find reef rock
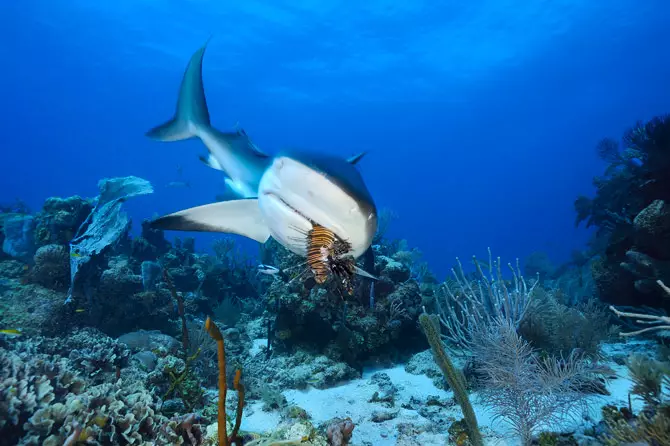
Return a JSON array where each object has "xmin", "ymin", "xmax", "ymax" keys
[
  {"xmin": 34, "ymin": 196, "xmax": 92, "ymax": 247},
  {"xmin": 29, "ymin": 244, "xmax": 70, "ymax": 291},
  {"xmin": 132, "ymin": 220, "xmax": 171, "ymax": 262},
  {"xmin": 0, "ymin": 260, "xmax": 26, "ymax": 280},
  {"xmin": 0, "ymin": 283, "xmax": 68, "ymax": 335},
  {"xmin": 118, "ymin": 329, "xmax": 181, "ymax": 354},
  {"xmin": 379, "ymin": 256, "xmax": 411, "ymax": 283},
  {"xmin": 245, "ymin": 349, "xmax": 359, "ymax": 395},
  {"xmin": 634, "ymin": 199, "xmax": 670, "ymax": 260},
  {"xmin": 141, "ymin": 261, "xmax": 162, "ymax": 292},
  {"xmin": 98, "ymin": 261, "xmax": 143, "ymax": 300}
]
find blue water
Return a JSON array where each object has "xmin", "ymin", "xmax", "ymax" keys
[{"xmin": 2, "ymin": 0, "xmax": 669, "ymax": 278}]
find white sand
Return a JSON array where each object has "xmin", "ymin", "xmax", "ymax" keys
[{"xmin": 241, "ymin": 340, "xmax": 653, "ymax": 445}]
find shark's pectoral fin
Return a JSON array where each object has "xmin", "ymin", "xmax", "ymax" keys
[
  {"xmin": 347, "ymin": 152, "xmax": 367, "ymax": 165},
  {"xmin": 354, "ymin": 266, "xmax": 378, "ymax": 281},
  {"xmin": 224, "ymin": 178, "xmax": 251, "ymax": 198},
  {"xmin": 199, "ymin": 154, "xmax": 223, "ymax": 171},
  {"xmin": 150, "ymin": 199, "xmax": 270, "ymax": 243}
]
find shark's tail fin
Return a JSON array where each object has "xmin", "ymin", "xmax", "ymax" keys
[{"xmin": 146, "ymin": 40, "xmax": 212, "ymax": 142}]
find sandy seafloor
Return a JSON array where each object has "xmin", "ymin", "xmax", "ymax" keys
[{"xmin": 239, "ymin": 340, "xmax": 649, "ymax": 445}]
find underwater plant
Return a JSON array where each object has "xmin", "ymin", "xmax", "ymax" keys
[
  {"xmin": 435, "ymin": 248, "xmax": 537, "ymax": 350},
  {"xmin": 601, "ymin": 354, "xmax": 670, "ymax": 445},
  {"xmin": 519, "ymin": 289, "xmax": 616, "ymax": 357},
  {"xmin": 470, "ymin": 317, "xmax": 610, "ymax": 445}
]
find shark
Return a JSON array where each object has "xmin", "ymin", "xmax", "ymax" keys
[{"xmin": 145, "ymin": 42, "xmax": 378, "ymax": 273}]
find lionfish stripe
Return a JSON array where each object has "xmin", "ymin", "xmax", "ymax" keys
[{"xmin": 307, "ymin": 225, "xmax": 336, "ymax": 284}]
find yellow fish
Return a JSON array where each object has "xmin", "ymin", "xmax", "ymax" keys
[
  {"xmin": 0, "ymin": 329, "xmax": 22, "ymax": 336},
  {"xmin": 70, "ymin": 252, "xmax": 82, "ymax": 258},
  {"xmin": 75, "ymin": 309, "xmax": 86, "ymax": 313}
]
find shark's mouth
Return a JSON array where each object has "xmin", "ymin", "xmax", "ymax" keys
[
  {"xmin": 264, "ymin": 192, "xmax": 311, "ymax": 223},
  {"xmin": 263, "ymin": 192, "xmax": 358, "ymax": 293}
]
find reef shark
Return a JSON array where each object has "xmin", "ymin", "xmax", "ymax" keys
[{"xmin": 145, "ymin": 42, "xmax": 378, "ymax": 267}]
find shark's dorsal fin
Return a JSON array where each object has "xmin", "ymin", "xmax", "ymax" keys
[
  {"xmin": 347, "ymin": 152, "xmax": 367, "ymax": 165},
  {"xmin": 247, "ymin": 140, "xmax": 270, "ymax": 158}
]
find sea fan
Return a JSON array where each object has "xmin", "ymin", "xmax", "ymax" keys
[{"xmin": 596, "ymin": 138, "xmax": 620, "ymax": 163}]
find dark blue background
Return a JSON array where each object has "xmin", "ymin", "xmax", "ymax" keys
[{"xmin": 2, "ymin": 0, "xmax": 669, "ymax": 278}]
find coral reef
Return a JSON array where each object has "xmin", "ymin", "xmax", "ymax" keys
[
  {"xmin": 261, "ymin": 238, "xmax": 428, "ymax": 366},
  {"xmin": 574, "ymin": 114, "xmax": 670, "ymax": 310},
  {"xmin": 10, "ymin": 150, "xmax": 670, "ymax": 446},
  {"xmin": 0, "ymin": 329, "xmax": 160, "ymax": 445}
]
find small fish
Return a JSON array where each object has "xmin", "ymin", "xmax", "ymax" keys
[
  {"xmin": 257, "ymin": 264, "xmax": 280, "ymax": 276},
  {"xmin": 70, "ymin": 252, "xmax": 82, "ymax": 258},
  {"xmin": 75, "ymin": 308, "xmax": 86, "ymax": 313},
  {"xmin": 166, "ymin": 181, "xmax": 192, "ymax": 189},
  {"xmin": 0, "ymin": 329, "xmax": 22, "ymax": 336}
]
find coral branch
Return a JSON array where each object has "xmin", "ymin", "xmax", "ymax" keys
[
  {"xmin": 419, "ymin": 310, "xmax": 483, "ymax": 446},
  {"xmin": 164, "ymin": 269, "xmax": 189, "ymax": 356},
  {"xmin": 231, "ymin": 369, "xmax": 245, "ymax": 443},
  {"xmin": 610, "ymin": 280, "xmax": 670, "ymax": 336},
  {"xmin": 657, "ymin": 279, "xmax": 670, "ymax": 297},
  {"xmin": 62, "ymin": 422, "xmax": 82, "ymax": 446},
  {"xmin": 436, "ymin": 248, "xmax": 536, "ymax": 350},
  {"xmin": 205, "ymin": 317, "xmax": 228, "ymax": 446}
]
